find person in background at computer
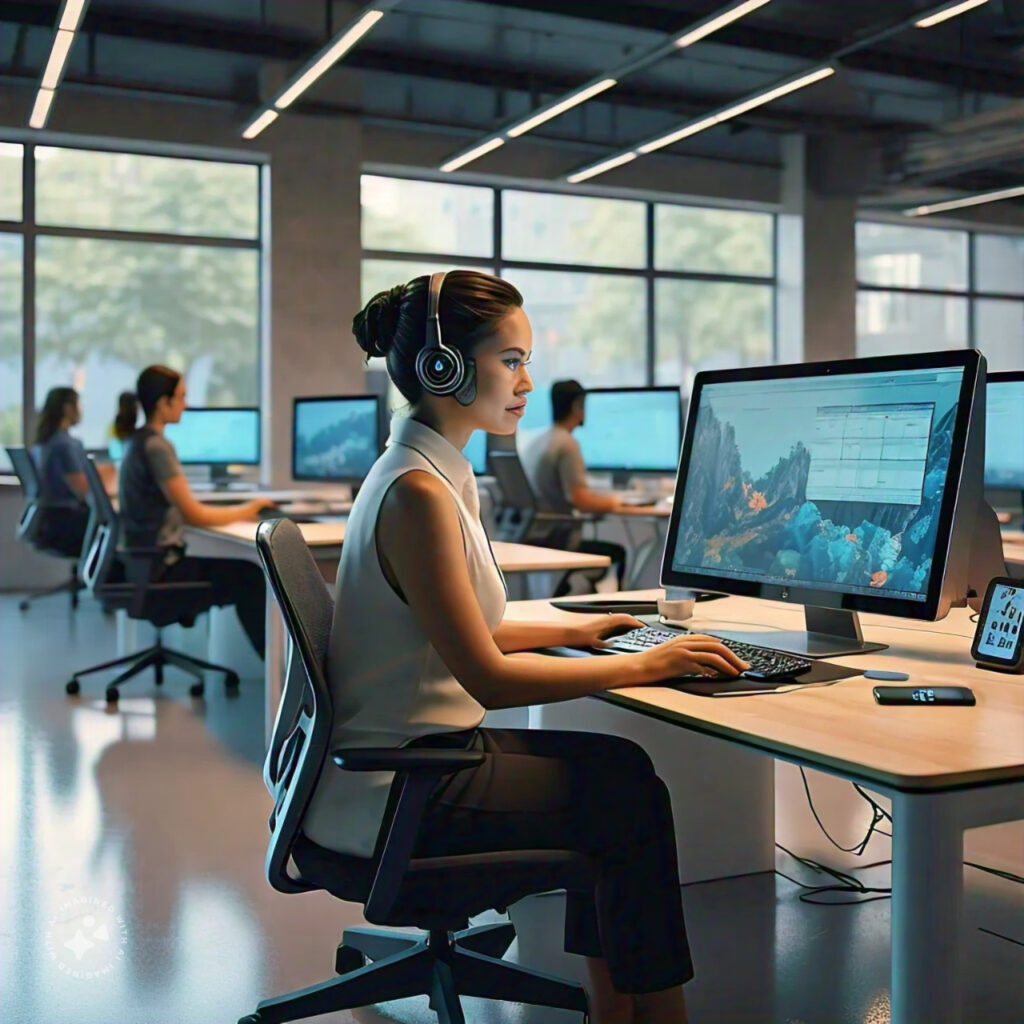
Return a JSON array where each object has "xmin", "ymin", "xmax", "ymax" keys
[
  {"xmin": 520, "ymin": 379, "xmax": 628, "ymax": 593},
  {"xmin": 112, "ymin": 391, "xmax": 138, "ymax": 442},
  {"xmin": 32, "ymin": 386, "xmax": 116, "ymax": 554},
  {"xmin": 306, "ymin": 270, "xmax": 747, "ymax": 1024},
  {"xmin": 116, "ymin": 365, "xmax": 273, "ymax": 656}
]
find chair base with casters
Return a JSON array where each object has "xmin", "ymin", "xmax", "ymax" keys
[
  {"xmin": 65, "ymin": 630, "xmax": 240, "ymax": 704},
  {"xmin": 239, "ymin": 920, "xmax": 588, "ymax": 1024},
  {"xmin": 18, "ymin": 563, "xmax": 85, "ymax": 612}
]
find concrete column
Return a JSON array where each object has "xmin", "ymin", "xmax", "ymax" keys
[
  {"xmin": 777, "ymin": 134, "xmax": 869, "ymax": 365},
  {"xmin": 265, "ymin": 115, "xmax": 365, "ymax": 485}
]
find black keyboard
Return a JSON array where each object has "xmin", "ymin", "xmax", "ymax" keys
[{"xmin": 598, "ymin": 626, "xmax": 813, "ymax": 681}]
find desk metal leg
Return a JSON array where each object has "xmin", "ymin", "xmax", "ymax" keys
[{"xmin": 890, "ymin": 791, "xmax": 964, "ymax": 1024}]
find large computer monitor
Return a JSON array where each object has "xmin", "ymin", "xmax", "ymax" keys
[
  {"xmin": 575, "ymin": 387, "xmax": 683, "ymax": 476},
  {"xmin": 164, "ymin": 407, "xmax": 260, "ymax": 466},
  {"xmin": 292, "ymin": 395, "xmax": 381, "ymax": 483},
  {"xmin": 984, "ymin": 371, "xmax": 1024, "ymax": 490},
  {"xmin": 661, "ymin": 350, "xmax": 990, "ymax": 656}
]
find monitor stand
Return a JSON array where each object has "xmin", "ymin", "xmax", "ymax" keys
[{"xmin": 709, "ymin": 606, "xmax": 887, "ymax": 659}]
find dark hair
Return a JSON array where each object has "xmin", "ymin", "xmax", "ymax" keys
[
  {"xmin": 133, "ymin": 365, "xmax": 182, "ymax": 420},
  {"xmin": 551, "ymin": 379, "xmax": 586, "ymax": 422},
  {"xmin": 353, "ymin": 270, "xmax": 523, "ymax": 404},
  {"xmin": 112, "ymin": 391, "xmax": 140, "ymax": 440},
  {"xmin": 34, "ymin": 387, "xmax": 79, "ymax": 446}
]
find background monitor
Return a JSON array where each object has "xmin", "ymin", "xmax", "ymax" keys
[
  {"xmin": 984, "ymin": 371, "xmax": 1024, "ymax": 490},
  {"xmin": 463, "ymin": 431, "xmax": 488, "ymax": 475},
  {"xmin": 293, "ymin": 395, "xmax": 381, "ymax": 482},
  {"xmin": 164, "ymin": 407, "xmax": 260, "ymax": 465},
  {"xmin": 661, "ymin": 350, "xmax": 984, "ymax": 655},
  {"xmin": 575, "ymin": 386, "xmax": 683, "ymax": 474}
]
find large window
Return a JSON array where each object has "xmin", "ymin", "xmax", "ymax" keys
[
  {"xmin": 361, "ymin": 176, "xmax": 777, "ymax": 424},
  {"xmin": 1, "ymin": 143, "xmax": 263, "ymax": 465},
  {"xmin": 857, "ymin": 222, "xmax": 1024, "ymax": 370}
]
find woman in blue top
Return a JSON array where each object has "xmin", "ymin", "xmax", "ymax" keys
[{"xmin": 32, "ymin": 387, "xmax": 115, "ymax": 555}]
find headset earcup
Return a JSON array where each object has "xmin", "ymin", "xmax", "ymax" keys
[
  {"xmin": 454, "ymin": 358, "xmax": 477, "ymax": 406},
  {"xmin": 416, "ymin": 346, "xmax": 464, "ymax": 396}
]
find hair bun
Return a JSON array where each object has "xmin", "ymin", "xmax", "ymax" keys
[{"xmin": 354, "ymin": 284, "xmax": 406, "ymax": 358}]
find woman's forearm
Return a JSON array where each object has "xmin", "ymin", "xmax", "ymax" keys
[
  {"xmin": 493, "ymin": 617, "xmax": 586, "ymax": 653},
  {"xmin": 477, "ymin": 649, "xmax": 648, "ymax": 709}
]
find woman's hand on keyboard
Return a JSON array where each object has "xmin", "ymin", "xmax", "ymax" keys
[
  {"xmin": 580, "ymin": 614, "xmax": 647, "ymax": 648},
  {"xmin": 640, "ymin": 633, "xmax": 750, "ymax": 681}
]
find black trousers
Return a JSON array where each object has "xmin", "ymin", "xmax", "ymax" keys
[
  {"xmin": 410, "ymin": 728, "xmax": 693, "ymax": 995},
  {"xmin": 34, "ymin": 505, "xmax": 90, "ymax": 558},
  {"xmin": 155, "ymin": 556, "xmax": 266, "ymax": 656},
  {"xmin": 554, "ymin": 539, "xmax": 628, "ymax": 597}
]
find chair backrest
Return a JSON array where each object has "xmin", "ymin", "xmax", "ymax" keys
[
  {"xmin": 81, "ymin": 456, "xmax": 119, "ymax": 594},
  {"xmin": 255, "ymin": 518, "xmax": 336, "ymax": 894},
  {"xmin": 6, "ymin": 446, "xmax": 41, "ymax": 542},
  {"xmin": 487, "ymin": 449, "xmax": 537, "ymax": 512}
]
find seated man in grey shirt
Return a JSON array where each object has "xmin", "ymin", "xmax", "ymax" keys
[{"xmin": 520, "ymin": 379, "xmax": 627, "ymax": 594}]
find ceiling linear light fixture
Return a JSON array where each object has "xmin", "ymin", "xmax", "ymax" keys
[
  {"xmin": 242, "ymin": 109, "xmax": 279, "ymax": 141},
  {"xmin": 29, "ymin": 89, "xmax": 56, "ymax": 131},
  {"xmin": 506, "ymin": 78, "xmax": 618, "ymax": 138},
  {"xmin": 673, "ymin": 0, "xmax": 774, "ymax": 48},
  {"xmin": 562, "ymin": 64, "xmax": 834, "ymax": 183},
  {"xmin": 905, "ymin": 184, "xmax": 1024, "ymax": 216},
  {"xmin": 240, "ymin": 3, "xmax": 394, "ymax": 140},
  {"xmin": 440, "ymin": 137, "xmax": 505, "ymax": 174},
  {"xmin": 566, "ymin": 151, "xmax": 638, "ymax": 185},
  {"xmin": 438, "ymin": 0, "xmax": 776, "ymax": 173},
  {"xmin": 29, "ymin": 0, "xmax": 88, "ymax": 131},
  {"xmin": 914, "ymin": 0, "xmax": 990, "ymax": 29}
]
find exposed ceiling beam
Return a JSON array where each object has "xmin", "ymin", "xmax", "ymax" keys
[
  {"xmin": 0, "ymin": 0, "xmax": 315, "ymax": 59},
  {"xmin": 495, "ymin": 0, "xmax": 1024, "ymax": 97}
]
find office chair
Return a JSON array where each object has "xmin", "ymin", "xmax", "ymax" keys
[
  {"xmin": 241, "ymin": 518, "xmax": 592, "ymax": 1024},
  {"xmin": 5, "ymin": 445, "xmax": 90, "ymax": 612},
  {"xmin": 486, "ymin": 449, "xmax": 582, "ymax": 547},
  {"xmin": 66, "ymin": 456, "xmax": 241, "ymax": 704}
]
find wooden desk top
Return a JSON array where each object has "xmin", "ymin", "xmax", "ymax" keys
[
  {"xmin": 610, "ymin": 504, "xmax": 672, "ymax": 519},
  {"xmin": 504, "ymin": 590, "xmax": 1024, "ymax": 793},
  {"xmin": 188, "ymin": 522, "xmax": 610, "ymax": 573}
]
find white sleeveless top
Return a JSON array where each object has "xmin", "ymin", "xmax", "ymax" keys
[{"xmin": 303, "ymin": 416, "xmax": 507, "ymax": 856}]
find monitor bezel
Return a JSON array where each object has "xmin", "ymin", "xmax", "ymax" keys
[
  {"xmin": 660, "ymin": 349, "xmax": 983, "ymax": 622},
  {"xmin": 291, "ymin": 394, "xmax": 383, "ymax": 483},
  {"xmin": 983, "ymin": 370, "xmax": 1024, "ymax": 490},
  {"xmin": 577, "ymin": 385, "xmax": 684, "ymax": 474},
  {"xmin": 166, "ymin": 406, "xmax": 261, "ymax": 466}
]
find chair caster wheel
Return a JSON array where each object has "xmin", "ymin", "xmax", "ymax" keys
[
  {"xmin": 335, "ymin": 944, "xmax": 366, "ymax": 975},
  {"xmin": 66, "ymin": 679, "xmax": 80, "ymax": 696},
  {"xmin": 18, "ymin": 601, "xmax": 29, "ymax": 611},
  {"xmin": 225, "ymin": 672, "xmax": 240, "ymax": 691},
  {"xmin": 105, "ymin": 687, "xmax": 119, "ymax": 703},
  {"xmin": 189, "ymin": 682, "xmax": 205, "ymax": 698}
]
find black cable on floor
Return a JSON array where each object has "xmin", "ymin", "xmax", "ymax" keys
[{"xmin": 978, "ymin": 927, "xmax": 1024, "ymax": 948}]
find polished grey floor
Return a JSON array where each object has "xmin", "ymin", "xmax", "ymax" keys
[{"xmin": 0, "ymin": 595, "xmax": 1021, "ymax": 1024}]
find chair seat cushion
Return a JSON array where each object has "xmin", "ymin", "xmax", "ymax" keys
[{"xmin": 291, "ymin": 833, "xmax": 596, "ymax": 930}]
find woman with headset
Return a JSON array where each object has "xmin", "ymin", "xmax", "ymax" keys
[
  {"xmin": 303, "ymin": 270, "xmax": 748, "ymax": 1024},
  {"xmin": 116, "ymin": 365, "xmax": 273, "ymax": 656}
]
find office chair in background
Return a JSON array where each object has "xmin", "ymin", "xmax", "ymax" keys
[
  {"xmin": 241, "ymin": 518, "xmax": 591, "ymax": 1024},
  {"xmin": 66, "ymin": 456, "xmax": 241, "ymax": 704},
  {"xmin": 5, "ymin": 445, "xmax": 90, "ymax": 612}
]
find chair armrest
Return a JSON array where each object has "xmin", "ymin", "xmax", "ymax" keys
[
  {"xmin": 332, "ymin": 747, "xmax": 485, "ymax": 773},
  {"xmin": 331, "ymin": 746, "xmax": 485, "ymax": 923}
]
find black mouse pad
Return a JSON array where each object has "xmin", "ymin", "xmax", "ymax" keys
[{"xmin": 671, "ymin": 659, "xmax": 862, "ymax": 697}]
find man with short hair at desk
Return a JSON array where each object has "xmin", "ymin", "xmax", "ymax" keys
[{"xmin": 521, "ymin": 379, "xmax": 627, "ymax": 594}]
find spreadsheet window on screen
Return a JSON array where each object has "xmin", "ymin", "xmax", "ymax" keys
[{"xmin": 670, "ymin": 367, "xmax": 965, "ymax": 603}]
